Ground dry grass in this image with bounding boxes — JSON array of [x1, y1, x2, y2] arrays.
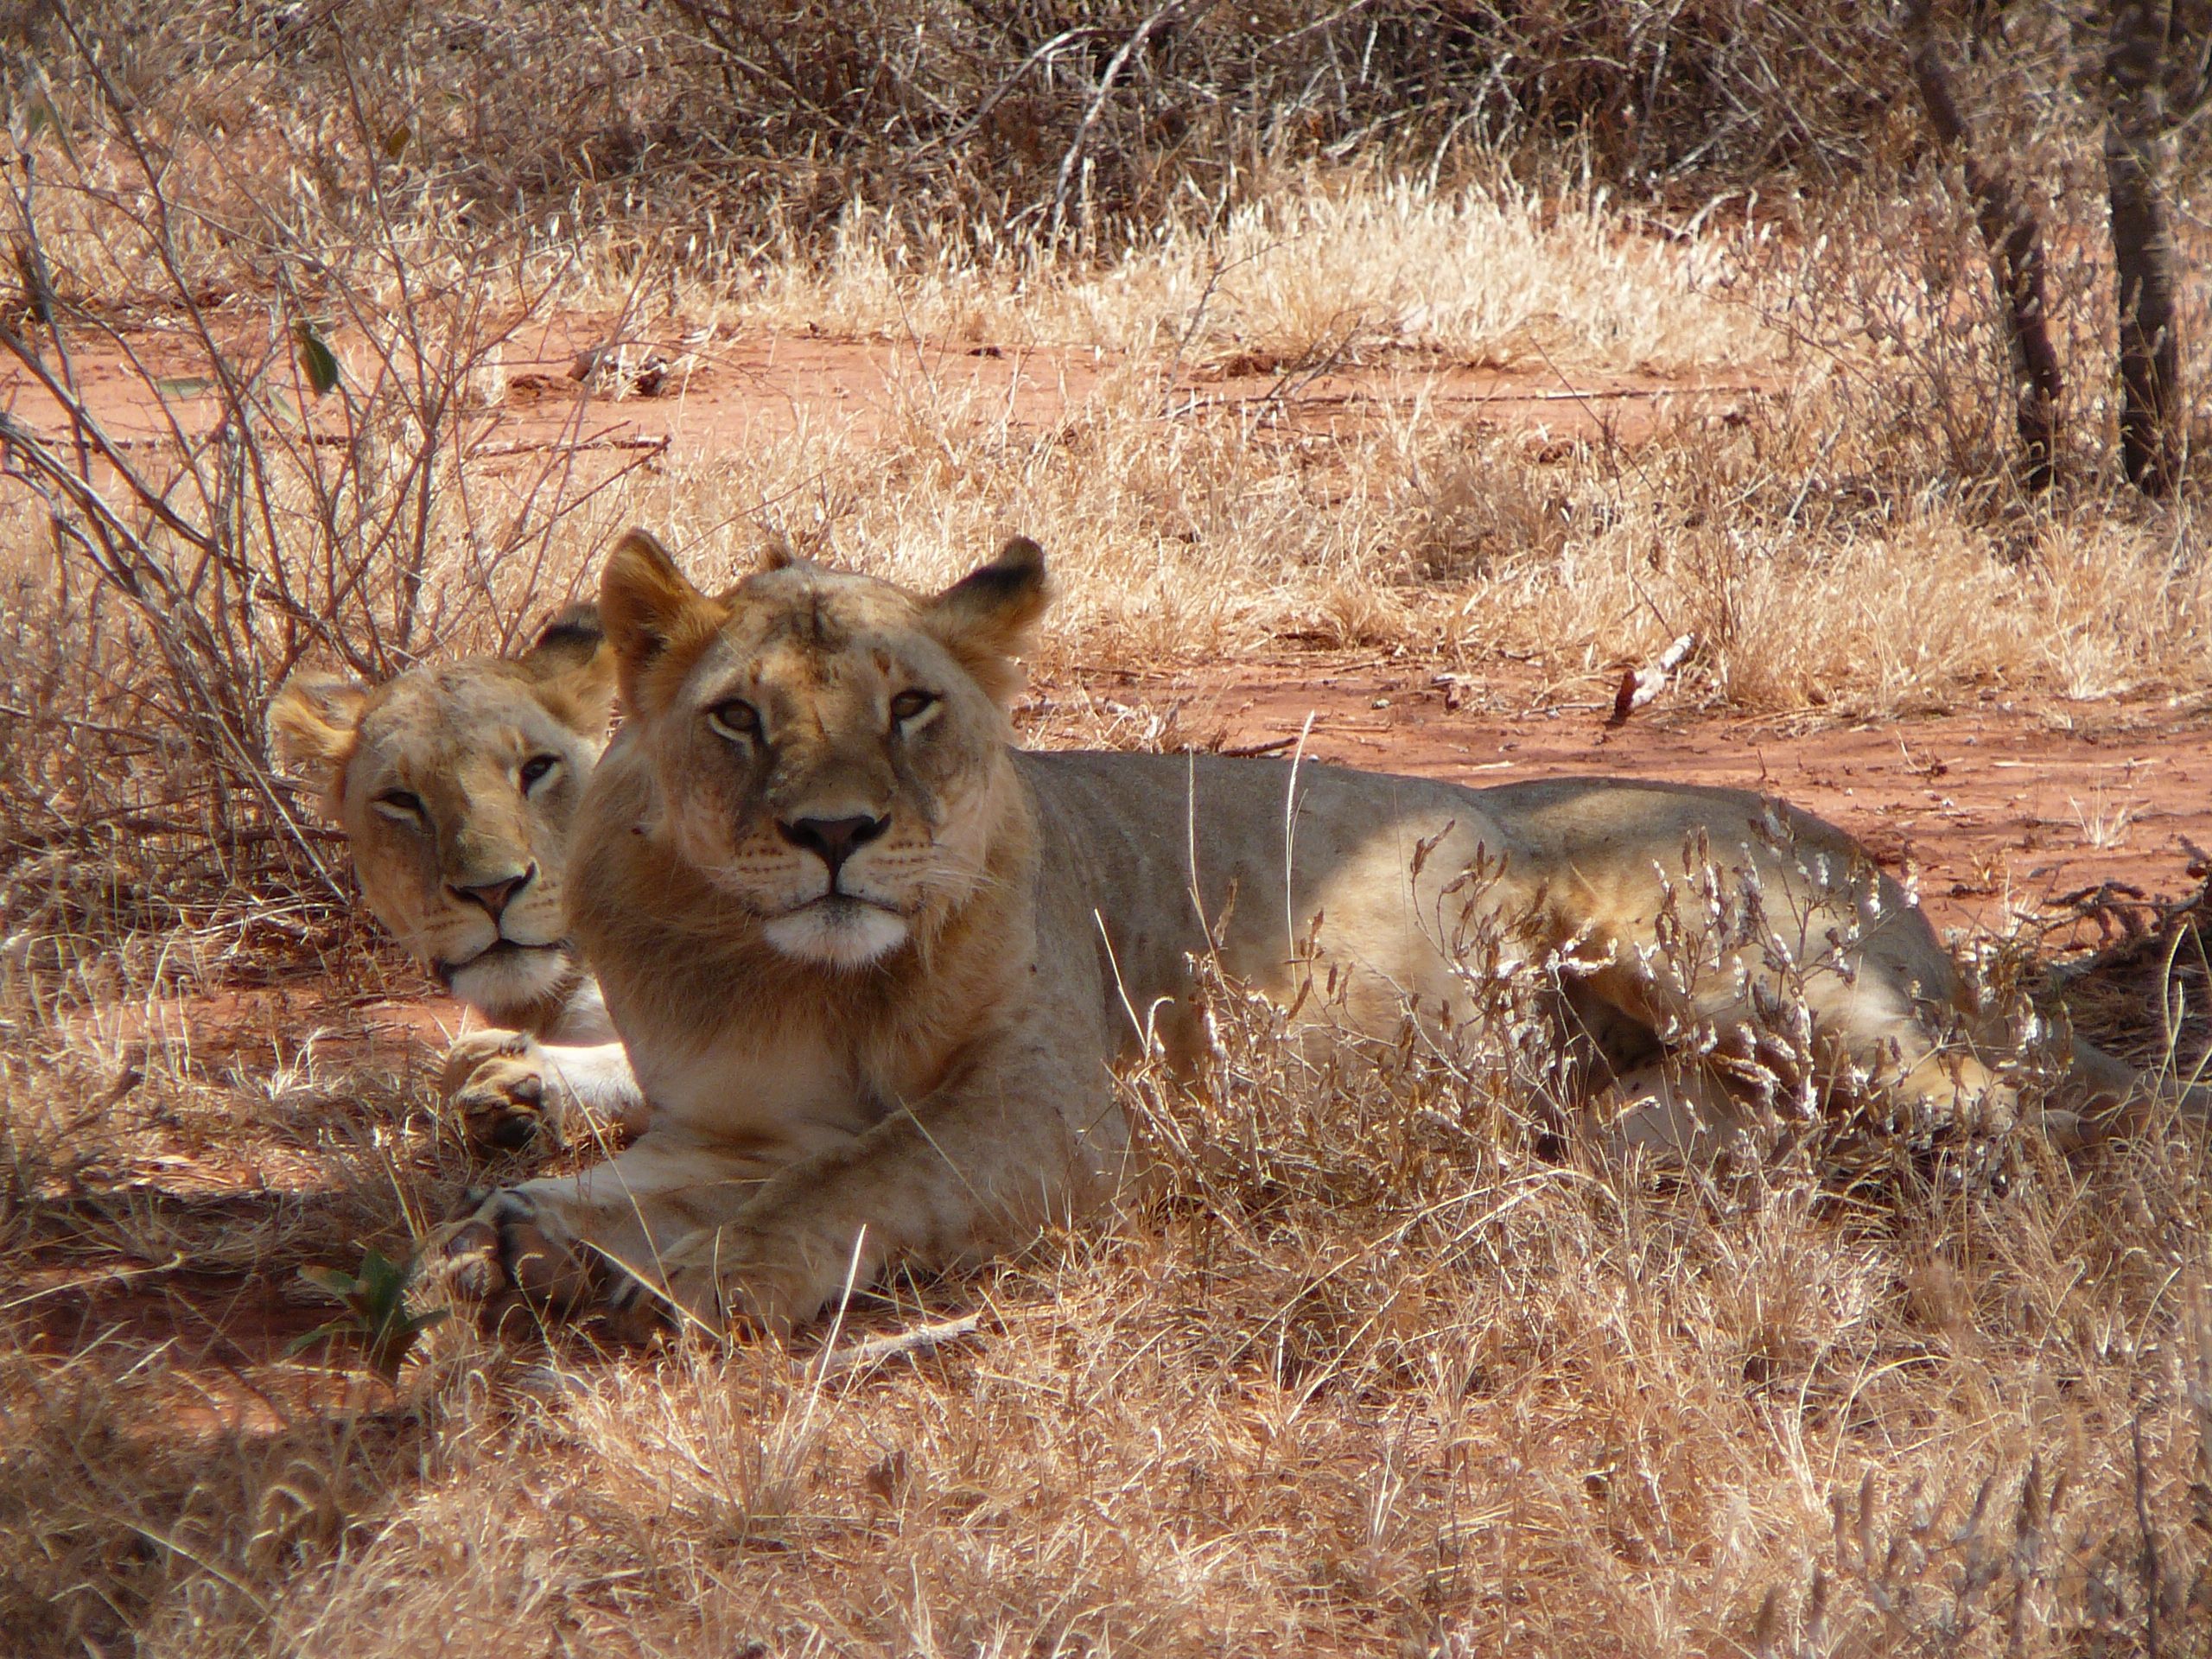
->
[[504, 340, 2212, 720], [2, 918, 2209, 1656], [8, 7, 2212, 1650], [728, 174, 1770, 370]]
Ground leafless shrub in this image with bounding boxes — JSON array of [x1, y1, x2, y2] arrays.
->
[[7, 1, 1915, 268], [1876, 0, 2212, 498], [0, 29, 656, 987]]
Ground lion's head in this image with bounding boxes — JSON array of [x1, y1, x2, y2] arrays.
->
[[267, 611, 616, 1025], [595, 528, 1046, 970]]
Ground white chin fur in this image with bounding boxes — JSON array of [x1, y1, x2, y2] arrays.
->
[[448, 945, 573, 1014], [762, 904, 909, 969]]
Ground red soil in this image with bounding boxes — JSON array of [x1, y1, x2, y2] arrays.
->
[[0, 314, 1754, 459]]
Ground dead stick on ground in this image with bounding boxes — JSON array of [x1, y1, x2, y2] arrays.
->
[[819, 1313, 982, 1378]]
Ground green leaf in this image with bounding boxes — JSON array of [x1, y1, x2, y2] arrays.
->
[[297, 1263, 359, 1299], [285, 1316, 359, 1360], [291, 1247, 449, 1382], [353, 1248, 410, 1302], [293, 321, 340, 397]]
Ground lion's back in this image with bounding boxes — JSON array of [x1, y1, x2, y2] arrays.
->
[[1020, 753, 1949, 1051]]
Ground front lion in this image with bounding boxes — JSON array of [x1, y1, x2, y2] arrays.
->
[[439, 529, 2196, 1335]]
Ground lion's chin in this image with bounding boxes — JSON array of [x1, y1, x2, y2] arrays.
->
[[446, 940, 575, 1018], [762, 900, 909, 969]]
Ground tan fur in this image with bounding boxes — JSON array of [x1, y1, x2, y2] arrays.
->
[[268, 611, 645, 1149], [435, 532, 2202, 1335]]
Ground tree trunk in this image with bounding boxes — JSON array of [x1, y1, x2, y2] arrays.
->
[[2105, 0, 2183, 495], [1903, 0, 2064, 491]]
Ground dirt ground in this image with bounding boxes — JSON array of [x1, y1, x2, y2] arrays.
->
[[0, 311, 1761, 457]]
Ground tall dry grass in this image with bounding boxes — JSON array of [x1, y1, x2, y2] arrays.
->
[[1, 918, 2207, 1656], [729, 173, 1770, 370]]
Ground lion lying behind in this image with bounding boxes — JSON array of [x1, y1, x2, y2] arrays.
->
[[433, 529, 2202, 1335], [268, 611, 647, 1151]]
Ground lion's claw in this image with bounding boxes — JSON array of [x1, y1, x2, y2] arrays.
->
[[601, 1275, 689, 1344], [432, 1211, 508, 1302], [607, 1221, 844, 1343]]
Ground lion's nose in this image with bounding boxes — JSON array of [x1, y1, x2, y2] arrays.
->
[[779, 814, 889, 880], [450, 864, 535, 919]]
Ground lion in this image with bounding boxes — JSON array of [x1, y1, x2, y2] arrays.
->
[[268, 609, 647, 1151], [437, 529, 2202, 1334]]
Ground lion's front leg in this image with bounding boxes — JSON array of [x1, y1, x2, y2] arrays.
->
[[613, 1030, 1132, 1337]]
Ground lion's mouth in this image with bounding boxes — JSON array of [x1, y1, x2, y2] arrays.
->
[[434, 938, 568, 985], [784, 892, 903, 920], [760, 890, 913, 969]]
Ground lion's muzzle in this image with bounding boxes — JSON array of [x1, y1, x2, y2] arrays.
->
[[778, 812, 890, 887]]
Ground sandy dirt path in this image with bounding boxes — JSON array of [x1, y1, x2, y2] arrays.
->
[[1, 315, 1758, 454]]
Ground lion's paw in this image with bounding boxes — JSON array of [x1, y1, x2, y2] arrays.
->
[[605, 1221, 849, 1343], [427, 1187, 600, 1314], [441, 1030, 558, 1153]]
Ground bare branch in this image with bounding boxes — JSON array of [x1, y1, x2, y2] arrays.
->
[[2105, 0, 2183, 494], [1052, 1, 1224, 237], [1903, 0, 2064, 491]]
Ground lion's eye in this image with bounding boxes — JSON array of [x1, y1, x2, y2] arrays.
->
[[890, 689, 938, 725], [374, 789, 426, 823], [707, 699, 761, 741], [518, 753, 560, 791]]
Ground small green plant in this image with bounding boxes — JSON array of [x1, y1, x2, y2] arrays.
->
[[289, 1248, 448, 1384]]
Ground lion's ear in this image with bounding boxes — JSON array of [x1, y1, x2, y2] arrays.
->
[[926, 536, 1048, 705], [601, 528, 716, 715], [267, 671, 371, 812], [521, 602, 617, 731]]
